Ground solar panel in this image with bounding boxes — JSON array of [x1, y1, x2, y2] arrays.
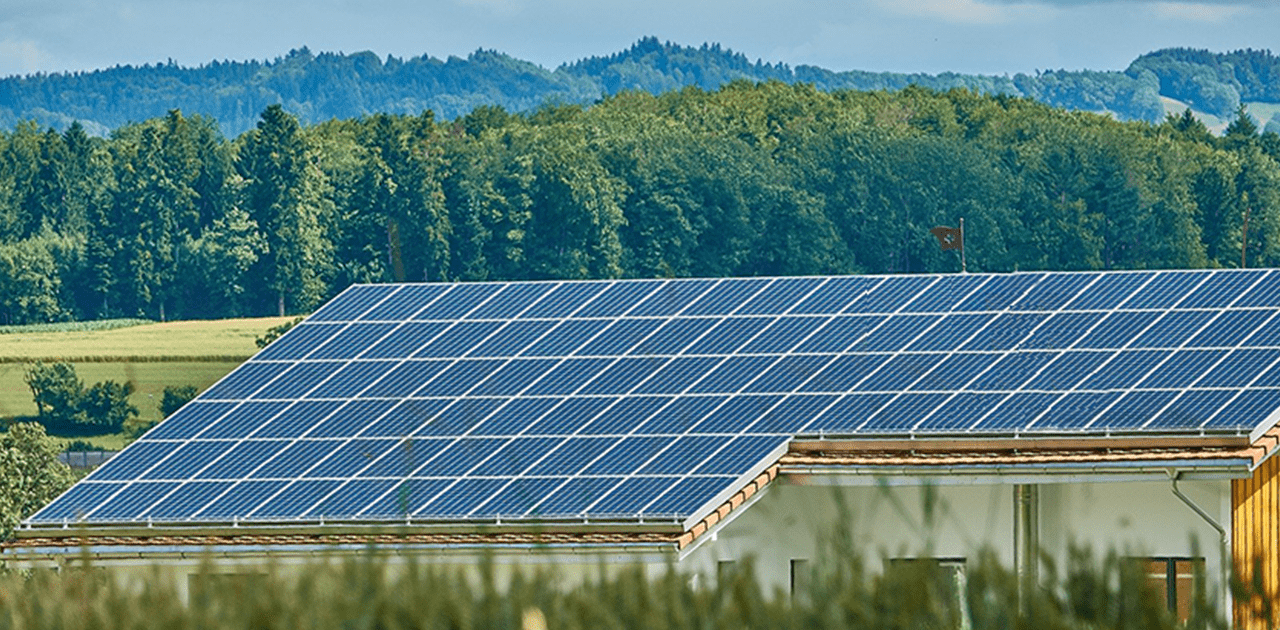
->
[[31, 269, 1280, 529]]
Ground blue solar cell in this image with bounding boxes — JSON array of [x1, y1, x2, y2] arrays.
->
[[629, 279, 717, 317], [413, 283, 506, 320], [1018, 312, 1105, 349], [472, 398, 563, 435], [739, 316, 828, 354], [1147, 390, 1237, 429], [634, 357, 724, 394], [1138, 350, 1228, 389], [428, 438, 512, 476], [585, 437, 673, 474], [253, 400, 344, 438], [792, 276, 882, 314], [861, 393, 951, 431], [962, 313, 1049, 351], [359, 285, 450, 321], [1026, 351, 1114, 390], [746, 394, 838, 433], [310, 285, 398, 321], [144, 401, 238, 440], [417, 478, 514, 517], [1186, 309, 1271, 348], [573, 319, 664, 356], [1240, 313, 1280, 347], [694, 395, 781, 433], [254, 440, 342, 479], [582, 396, 673, 434], [1129, 311, 1217, 349], [468, 358, 559, 396], [1062, 272, 1152, 311], [140, 441, 235, 480], [641, 436, 730, 474], [190, 402, 290, 440], [467, 320, 559, 357], [313, 360, 398, 399], [412, 321, 503, 357], [1203, 389, 1280, 429], [1179, 270, 1267, 309], [850, 315, 939, 352], [358, 438, 450, 477], [308, 400, 399, 438], [966, 352, 1057, 391], [683, 317, 774, 355], [520, 282, 609, 318], [527, 437, 620, 475], [362, 321, 449, 359], [249, 479, 343, 519], [688, 355, 778, 394], [737, 277, 825, 315], [467, 282, 556, 319], [199, 439, 295, 479], [363, 398, 453, 437], [694, 435, 788, 475], [308, 323, 399, 360], [644, 476, 735, 517], [972, 392, 1060, 431], [315, 479, 404, 517], [592, 476, 678, 516], [523, 319, 612, 356], [954, 273, 1043, 312], [630, 396, 721, 434], [901, 275, 988, 313], [529, 477, 625, 516], [1078, 350, 1169, 390], [802, 354, 892, 392], [87, 442, 180, 481], [1123, 271, 1208, 309], [256, 323, 344, 360], [910, 353, 1000, 391], [802, 393, 894, 433], [145, 481, 234, 519], [682, 278, 771, 316], [1011, 273, 1099, 311], [524, 397, 617, 435], [28, 482, 122, 522], [475, 477, 569, 516], [857, 354, 942, 391], [481, 437, 565, 475], [524, 358, 613, 395], [912, 393, 1008, 432], [1091, 390, 1180, 429], [305, 439, 399, 477], [196, 480, 287, 519], [743, 355, 835, 393], [418, 359, 506, 396], [90, 482, 179, 521], [795, 315, 884, 353], [1073, 312, 1162, 349], [253, 361, 345, 399], [632, 318, 720, 355], [908, 314, 993, 352], [203, 362, 292, 400], [573, 281, 663, 318], [846, 276, 935, 314], [357, 479, 449, 517], [1203, 349, 1280, 387], [1236, 271, 1280, 308], [578, 357, 668, 396], [1031, 391, 1119, 430]]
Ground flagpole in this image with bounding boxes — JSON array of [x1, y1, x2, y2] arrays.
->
[[960, 217, 967, 274]]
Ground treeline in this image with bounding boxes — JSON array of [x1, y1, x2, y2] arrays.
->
[[4, 39, 1279, 136], [3, 82, 1280, 324]]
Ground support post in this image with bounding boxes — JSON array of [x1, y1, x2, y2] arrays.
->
[[960, 217, 967, 274], [1014, 484, 1039, 613]]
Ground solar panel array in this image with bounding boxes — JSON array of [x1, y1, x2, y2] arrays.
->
[[29, 269, 1280, 528]]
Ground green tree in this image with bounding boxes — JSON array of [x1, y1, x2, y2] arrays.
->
[[78, 380, 138, 433], [23, 362, 84, 427], [159, 385, 199, 418], [0, 422, 76, 540]]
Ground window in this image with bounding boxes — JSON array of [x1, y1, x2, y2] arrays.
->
[[716, 560, 737, 584], [1135, 557, 1204, 623], [790, 559, 810, 599], [887, 557, 969, 630]]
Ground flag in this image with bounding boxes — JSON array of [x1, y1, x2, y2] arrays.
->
[[930, 226, 963, 251]]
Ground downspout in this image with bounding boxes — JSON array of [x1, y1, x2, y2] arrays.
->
[[1014, 484, 1039, 613], [1167, 470, 1229, 610]]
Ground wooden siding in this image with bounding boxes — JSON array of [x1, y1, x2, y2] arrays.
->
[[1233, 454, 1280, 630]]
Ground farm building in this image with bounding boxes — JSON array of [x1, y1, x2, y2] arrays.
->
[[7, 270, 1280, 625]]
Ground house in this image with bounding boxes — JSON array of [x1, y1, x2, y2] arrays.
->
[[6, 270, 1280, 625]]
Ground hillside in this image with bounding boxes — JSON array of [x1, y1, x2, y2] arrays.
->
[[3, 38, 1278, 136]]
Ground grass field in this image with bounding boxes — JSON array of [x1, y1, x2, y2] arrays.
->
[[0, 316, 293, 447]]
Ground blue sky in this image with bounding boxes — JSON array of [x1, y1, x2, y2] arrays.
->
[[0, 0, 1276, 78]]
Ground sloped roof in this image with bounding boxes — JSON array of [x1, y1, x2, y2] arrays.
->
[[20, 269, 1280, 538]]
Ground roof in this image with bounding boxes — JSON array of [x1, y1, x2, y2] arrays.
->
[[17, 269, 1280, 546]]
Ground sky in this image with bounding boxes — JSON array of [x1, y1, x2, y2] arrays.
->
[[0, 0, 1276, 79]]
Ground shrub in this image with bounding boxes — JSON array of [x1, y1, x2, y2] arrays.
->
[[159, 384, 200, 418], [255, 316, 304, 349], [22, 362, 138, 436]]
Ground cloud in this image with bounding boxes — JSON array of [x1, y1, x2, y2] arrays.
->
[[1151, 1, 1247, 20], [0, 38, 57, 75], [982, 0, 1265, 5], [872, 0, 1051, 24]]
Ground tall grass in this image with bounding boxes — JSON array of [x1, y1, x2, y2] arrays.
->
[[0, 319, 153, 335]]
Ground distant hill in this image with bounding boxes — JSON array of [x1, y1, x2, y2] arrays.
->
[[1, 38, 1277, 136]]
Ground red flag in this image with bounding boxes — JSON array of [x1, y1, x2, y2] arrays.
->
[[930, 226, 963, 251]]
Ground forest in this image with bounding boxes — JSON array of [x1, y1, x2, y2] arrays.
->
[[2, 81, 1280, 325], [3, 39, 1280, 136]]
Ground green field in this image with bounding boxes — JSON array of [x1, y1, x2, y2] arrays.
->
[[0, 316, 293, 447]]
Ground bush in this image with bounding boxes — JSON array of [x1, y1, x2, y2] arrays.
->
[[22, 362, 137, 436], [255, 316, 304, 349], [0, 422, 76, 540], [159, 385, 200, 418]]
